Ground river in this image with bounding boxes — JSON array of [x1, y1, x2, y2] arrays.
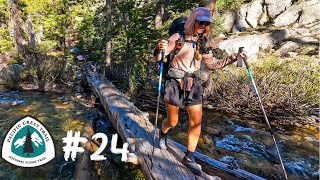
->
[[0, 88, 144, 180], [0, 88, 318, 180], [146, 106, 319, 180]]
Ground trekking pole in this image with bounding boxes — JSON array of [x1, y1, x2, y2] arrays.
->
[[153, 50, 165, 153], [238, 47, 288, 180]]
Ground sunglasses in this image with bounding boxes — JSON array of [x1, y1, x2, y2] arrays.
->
[[196, 20, 211, 26]]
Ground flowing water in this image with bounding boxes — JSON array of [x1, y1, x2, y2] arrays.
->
[[0, 87, 144, 180], [0, 87, 318, 180], [147, 108, 319, 180]]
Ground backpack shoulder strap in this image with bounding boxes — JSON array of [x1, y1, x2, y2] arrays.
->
[[167, 32, 185, 64]]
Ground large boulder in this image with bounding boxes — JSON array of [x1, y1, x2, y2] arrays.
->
[[288, 28, 312, 38], [246, 0, 263, 28], [275, 41, 300, 56], [232, 0, 263, 31], [0, 64, 6, 85], [219, 34, 260, 61], [298, 0, 319, 26], [274, 0, 319, 27], [259, 29, 290, 49], [265, 0, 292, 18], [221, 11, 236, 33], [219, 29, 290, 60], [309, 22, 320, 38], [234, 4, 251, 32], [0, 64, 25, 87], [259, 6, 268, 26], [273, 4, 301, 27]]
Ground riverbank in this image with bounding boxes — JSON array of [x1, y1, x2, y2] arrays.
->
[[136, 99, 319, 179]]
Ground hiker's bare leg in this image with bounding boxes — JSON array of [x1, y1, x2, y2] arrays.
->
[[162, 103, 179, 133], [186, 104, 203, 152]]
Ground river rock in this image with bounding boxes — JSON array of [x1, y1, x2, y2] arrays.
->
[[265, 0, 292, 18], [285, 160, 306, 176], [198, 136, 204, 145], [203, 134, 214, 145], [126, 153, 139, 165], [234, 126, 257, 133], [10, 101, 18, 106], [312, 170, 320, 178], [240, 135, 253, 142], [289, 134, 302, 141], [203, 127, 221, 137]]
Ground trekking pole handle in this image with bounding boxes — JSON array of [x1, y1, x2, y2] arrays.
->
[[237, 47, 244, 67], [157, 50, 165, 93], [161, 49, 165, 62]]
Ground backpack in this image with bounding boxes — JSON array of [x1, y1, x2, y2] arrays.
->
[[166, 16, 188, 64], [161, 16, 187, 79], [161, 16, 207, 80], [166, 16, 208, 66]]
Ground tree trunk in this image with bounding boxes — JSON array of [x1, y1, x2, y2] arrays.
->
[[199, 0, 217, 17], [10, 0, 24, 59], [27, 15, 36, 47], [105, 0, 112, 79], [123, 9, 130, 78], [154, 5, 164, 29]]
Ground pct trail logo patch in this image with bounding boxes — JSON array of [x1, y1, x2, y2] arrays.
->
[[2, 116, 55, 167]]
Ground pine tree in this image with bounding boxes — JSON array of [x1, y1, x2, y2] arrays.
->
[[23, 128, 34, 156]]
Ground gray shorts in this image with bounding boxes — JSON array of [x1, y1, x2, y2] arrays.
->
[[163, 78, 203, 108]]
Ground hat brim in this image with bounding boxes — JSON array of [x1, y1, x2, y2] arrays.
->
[[196, 16, 212, 23]]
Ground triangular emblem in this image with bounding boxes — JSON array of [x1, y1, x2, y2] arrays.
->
[[2, 116, 55, 167]]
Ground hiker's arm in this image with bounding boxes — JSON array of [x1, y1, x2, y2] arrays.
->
[[202, 53, 237, 70], [153, 33, 179, 62]]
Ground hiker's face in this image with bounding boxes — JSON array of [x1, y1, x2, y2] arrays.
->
[[195, 20, 210, 34]]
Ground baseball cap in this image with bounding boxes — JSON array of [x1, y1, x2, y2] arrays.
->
[[195, 8, 212, 23]]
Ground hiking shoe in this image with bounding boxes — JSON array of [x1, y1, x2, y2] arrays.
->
[[182, 155, 202, 176], [159, 134, 167, 150]]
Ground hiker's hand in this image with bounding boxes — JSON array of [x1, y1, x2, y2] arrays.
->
[[238, 50, 248, 58], [231, 50, 247, 61], [158, 39, 168, 50]]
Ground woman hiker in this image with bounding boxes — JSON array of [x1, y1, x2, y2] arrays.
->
[[153, 7, 247, 175]]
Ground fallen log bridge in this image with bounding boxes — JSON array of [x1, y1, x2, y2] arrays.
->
[[86, 71, 266, 180]]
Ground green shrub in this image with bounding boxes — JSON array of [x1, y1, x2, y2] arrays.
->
[[211, 56, 319, 120]]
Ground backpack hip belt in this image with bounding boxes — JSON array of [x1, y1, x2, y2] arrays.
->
[[167, 68, 201, 99], [167, 68, 201, 79]]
